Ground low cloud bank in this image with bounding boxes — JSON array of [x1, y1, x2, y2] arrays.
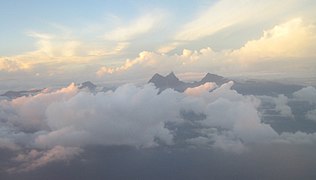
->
[[1, 82, 316, 171]]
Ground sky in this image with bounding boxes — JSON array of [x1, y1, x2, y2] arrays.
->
[[1, 0, 316, 90]]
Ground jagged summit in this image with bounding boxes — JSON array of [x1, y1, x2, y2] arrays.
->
[[165, 72, 179, 81], [201, 73, 223, 81], [200, 73, 228, 85], [0, 89, 42, 99], [148, 72, 185, 93], [79, 81, 97, 91], [149, 72, 179, 83], [149, 73, 164, 82]]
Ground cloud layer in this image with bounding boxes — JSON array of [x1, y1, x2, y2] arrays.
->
[[1, 81, 316, 171]]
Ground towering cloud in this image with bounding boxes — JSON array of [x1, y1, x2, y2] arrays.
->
[[232, 18, 316, 60]]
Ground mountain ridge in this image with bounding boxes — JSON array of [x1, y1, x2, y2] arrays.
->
[[148, 72, 229, 93], [148, 72, 303, 95], [0, 73, 304, 99]]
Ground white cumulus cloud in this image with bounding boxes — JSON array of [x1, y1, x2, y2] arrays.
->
[[1, 81, 316, 170]]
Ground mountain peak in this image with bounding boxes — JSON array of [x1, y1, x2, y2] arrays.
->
[[167, 71, 175, 77], [149, 73, 163, 83], [148, 72, 232, 93], [79, 81, 96, 90], [148, 72, 185, 93], [202, 73, 223, 80], [165, 72, 179, 81], [201, 73, 228, 85], [152, 73, 163, 79], [149, 72, 179, 83]]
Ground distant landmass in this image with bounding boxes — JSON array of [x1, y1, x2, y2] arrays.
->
[[79, 81, 97, 91], [0, 89, 43, 99], [149, 72, 303, 96], [0, 73, 304, 99], [0, 81, 98, 99], [148, 72, 229, 93]]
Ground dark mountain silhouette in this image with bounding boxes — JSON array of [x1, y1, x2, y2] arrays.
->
[[0, 89, 43, 99], [200, 73, 229, 85], [79, 81, 97, 91], [0, 74, 304, 99], [149, 72, 187, 92], [149, 72, 230, 93], [1, 81, 98, 99], [191, 73, 229, 88], [149, 72, 303, 96]]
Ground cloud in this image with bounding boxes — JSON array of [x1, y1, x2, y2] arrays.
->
[[104, 12, 165, 41], [96, 47, 226, 79], [1, 82, 316, 171], [306, 109, 316, 122], [35, 84, 180, 148], [0, 32, 82, 75], [26, 31, 83, 59], [293, 86, 316, 104], [184, 82, 217, 96], [0, 81, 252, 156], [0, 59, 31, 72], [3, 3, 316, 89], [193, 82, 278, 146], [1, 83, 181, 150], [0, 11, 163, 79], [8, 146, 82, 173], [0, 83, 78, 132], [212, 132, 248, 154], [278, 131, 316, 144], [34, 81, 276, 153], [183, 84, 316, 152], [186, 129, 247, 154], [174, 0, 253, 41], [273, 95, 293, 118], [0, 137, 20, 151], [259, 88, 316, 123], [157, 42, 181, 54], [0, 27, 129, 80], [97, 18, 316, 81], [88, 42, 130, 56], [96, 55, 146, 77], [232, 18, 316, 60], [161, 0, 304, 52]]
